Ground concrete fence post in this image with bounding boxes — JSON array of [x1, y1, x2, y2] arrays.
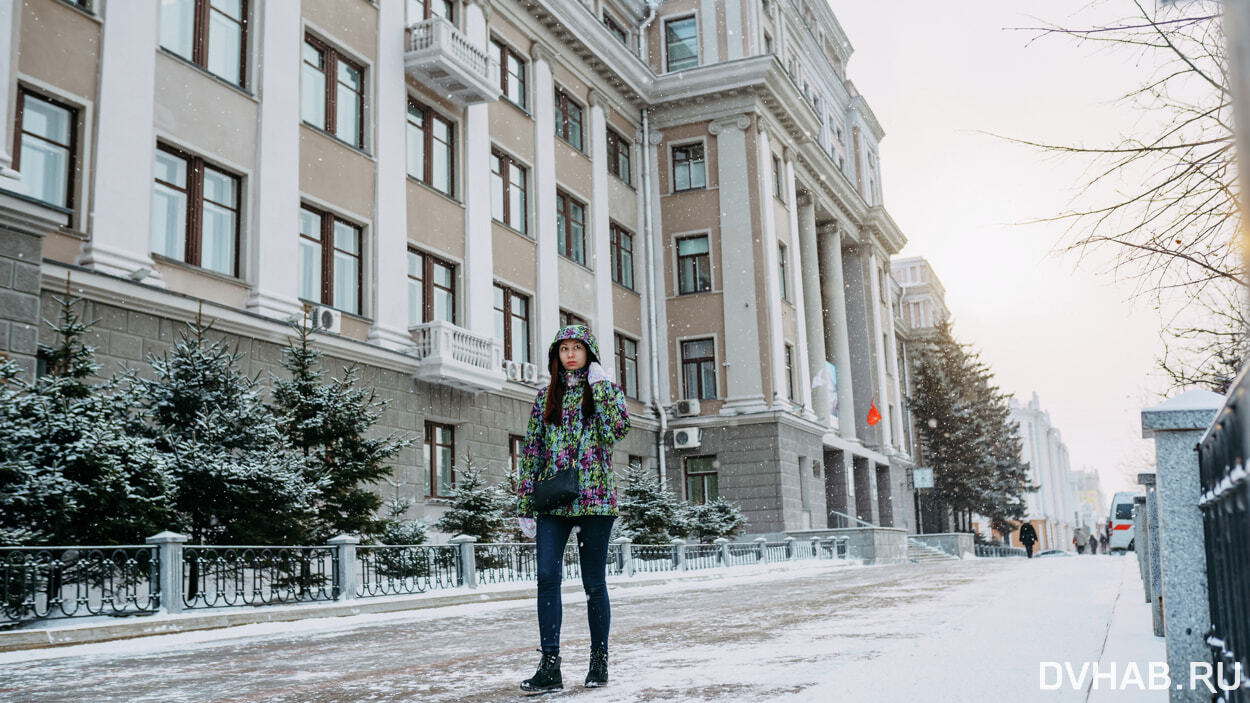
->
[[784, 536, 796, 561], [671, 538, 686, 572], [328, 534, 359, 601], [810, 536, 821, 560], [754, 537, 767, 562], [448, 535, 478, 589], [714, 537, 730, 567], [613, 537, 633, 577], [1141, 389, 1222, 702], [145, 531, 188, 615]]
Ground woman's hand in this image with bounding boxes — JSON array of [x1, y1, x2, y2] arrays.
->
[[587, 361, 611, 385], [519, 517, 537, 539]]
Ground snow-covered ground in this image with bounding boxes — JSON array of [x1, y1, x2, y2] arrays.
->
[[0, 555, 1164, 702]]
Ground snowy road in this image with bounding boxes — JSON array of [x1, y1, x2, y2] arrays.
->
[[0, 555, 1161, 702]]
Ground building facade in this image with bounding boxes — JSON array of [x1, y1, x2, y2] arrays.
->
[[999, 392, 1079, 551], [2, 0, 914, 538]]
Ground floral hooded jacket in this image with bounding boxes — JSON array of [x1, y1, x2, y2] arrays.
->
[[516, 325, 630, 517]]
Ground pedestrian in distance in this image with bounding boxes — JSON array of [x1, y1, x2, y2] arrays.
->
[[516, 325, 631, 693], [1088, 533, 1098, 555], [1099, 532, 1109, 554], [1018, 521, 1038, 558], [1073, 526, 1087, 554]]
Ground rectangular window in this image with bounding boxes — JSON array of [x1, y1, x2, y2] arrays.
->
[[298, 205, 362, 315], [553, 89, 584, 151], [778, 243, 789, 302], [301, 36, 365, 148], [406, 100, 455, 196], [407, 248, 456, 326], [684, 456, 718, 505], [606, 129, 632, 184], [772, 155, 784, 200], [407, 0, 453, 23], [425, 421, 455, 497], [490, 39, 526, 108], [617, 334, 638, 399], [603, 12, 629, 45], [159, 0, 247, 87], [681, 338, 717, 400], [491, 150, 528, 234], [15, 89, 76, 209], [494, 283, 531, 363], [559, 309, 587, 329], [784, 344, 795, 401], [676, 235, 712, 295], [671, 143, 706, 192], [509, 434, 525, 476], [665, 16, 698, 72], [556, 191, 586, 265], [151, 145, 240, 277], [610, 223, 634, 290]]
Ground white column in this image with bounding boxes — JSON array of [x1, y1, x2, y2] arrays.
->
[[463, 0, 494, 341], [645, 129, 670, 403], [795, 196, 829, 428], [0, 2, 26, 192], [785, 155, 814, 420], [724, 0, 744, 60], [368, 0, 413, 349], [699, 0, 720, 65], [885, 275, 905, 451], [634, 127, 652, 406], [867, 252, 894, 448], [247, 0, 303, 320], [710, 115, 766, 415], [531, 44, 559, 349], [754, 128, 785, 408], [819, 226, 857, 441], [588, 90, 615, 377], [81, 1, 162, 283]]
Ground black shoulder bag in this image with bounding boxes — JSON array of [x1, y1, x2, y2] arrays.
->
[[531, 467, 578, 513]]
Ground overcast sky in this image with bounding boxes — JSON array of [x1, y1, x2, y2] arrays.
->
[[826, 1, 1193, 505]]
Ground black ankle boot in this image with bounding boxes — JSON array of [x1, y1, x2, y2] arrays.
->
[[521, 650, 562, 692], [585, 648, 608, 688]]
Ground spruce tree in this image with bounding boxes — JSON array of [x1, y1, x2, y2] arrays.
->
[[134, 318, 316, 545], [271, 319, 412, 541], [433, 456, 510, 542], [687, 499, 748, 544], [617, 463, 690, 544]]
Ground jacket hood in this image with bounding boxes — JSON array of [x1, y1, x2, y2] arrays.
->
[[548, 324, 600, 366]]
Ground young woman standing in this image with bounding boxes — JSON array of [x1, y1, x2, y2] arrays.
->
[[516, 325, 630, 692]]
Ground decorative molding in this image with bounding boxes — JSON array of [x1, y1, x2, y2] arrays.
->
[[463, 0, 492, 20], [648, 131, 663, 146], [587, 88, 607, 111], [529, 41, 554, 65], [707, 114, 751, 135]]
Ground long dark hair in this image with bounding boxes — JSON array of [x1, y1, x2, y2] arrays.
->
[[543, 353, 596, 425]]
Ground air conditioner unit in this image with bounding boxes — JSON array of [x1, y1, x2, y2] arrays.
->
[[522, 362, 539, 384], [503, 360, 522, 381], [309, 306, 342, 334], [675, 399, 701, 417], [672, 427, 702, 450]]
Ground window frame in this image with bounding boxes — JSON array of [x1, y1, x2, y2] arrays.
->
[[778, 243, 789, 302], [616, 333, 639, 399], [559, 309, 588, 329], [553, 88, 584, 152], [408, 0, 454, 23], [302, 34, 366, 149], [664, 15, 699, 73], [14, 87, 78, 211], [676, 234, 712, 295], [680, 337, 718, 400], [490, 149, 528, 234], [151, 143, 242, 277], [494, 283, 531, 363], [606, 128, 632, 184], [407, 247, 457, 326], [609, 222, 635, 290], [159, 0, 250, 87], [555, 190, 587, 265], [298, 203, 363, 315], [684, 455, 718, 505], [603, 11, 629, 45], [784, 343, 795, 401], [425, 420, 456, 498], [509, 434, 525, 476], [490, 38, 527, 109], [671, 142, 706, 193], [772, 154, 784, 200], [406, 98, 456, 197]]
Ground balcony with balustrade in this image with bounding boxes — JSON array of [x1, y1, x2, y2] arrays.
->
[[409, 320, 505, 392], [404, 17, 499, 106]]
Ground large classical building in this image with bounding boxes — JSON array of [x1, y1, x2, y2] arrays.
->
[[998, 393, 1079, 551], [0, 0, 915, 538]]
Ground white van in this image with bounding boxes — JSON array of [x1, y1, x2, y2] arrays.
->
[[1107, 491, 1144, 552]]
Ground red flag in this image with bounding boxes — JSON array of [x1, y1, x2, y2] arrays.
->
[[867, 400, 882, 426]]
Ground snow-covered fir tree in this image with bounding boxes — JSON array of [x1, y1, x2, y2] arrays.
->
[[433, 456, 510, 542], [0, 293, 170, 545], [687, 498, 748, 543], [376, 493, 429, 545], [133, 318, 318, 545], [616, 462, 690, 544], [271, 319, 412, 541]]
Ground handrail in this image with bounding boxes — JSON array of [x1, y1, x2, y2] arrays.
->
[[827, 509, 876, 528]]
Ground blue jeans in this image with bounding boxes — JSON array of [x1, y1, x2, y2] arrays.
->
[[535, 515, 616, 654]]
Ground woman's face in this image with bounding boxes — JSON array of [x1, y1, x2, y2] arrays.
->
[[559, 340, 588, 370]]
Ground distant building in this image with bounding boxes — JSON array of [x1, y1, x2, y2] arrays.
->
[[998, 393, 1079, 551], [891, 256, 950, 337], [1072, 469, 1106, 541]]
